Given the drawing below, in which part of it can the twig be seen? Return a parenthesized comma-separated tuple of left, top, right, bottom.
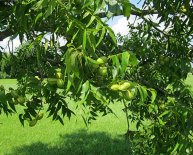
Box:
(123, 99, 130, 134)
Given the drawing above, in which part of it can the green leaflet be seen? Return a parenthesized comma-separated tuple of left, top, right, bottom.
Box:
(87, 31, 96, 50)
(79, 81, 90, 105)
(31, 0, 49, 10)
(90, 84, 107, 104)
(96, 27, 106, 47)
(65, 74, 73, 93)
(35, 12, 43, 24)
(138, 85, 148, 103)
(120, 51, 130, 77)
(86, 16, 96, 27)
(122, 0, 131, 18)
(129, 52, 138, 67)
(149, 88, 157, 103)
(111, 55, 120, 79)
(44, 0, 57, 19)
(105, 26, 117, 45)
(65, 48, 80, 78)
(83, 29, 87, 50)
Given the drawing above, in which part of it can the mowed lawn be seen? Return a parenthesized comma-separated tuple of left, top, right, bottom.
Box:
(0, 75, 193, 155)
(186, 73, 193, 88)
(0, 79, 131, 155)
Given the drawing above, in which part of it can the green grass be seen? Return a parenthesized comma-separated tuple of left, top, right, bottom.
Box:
(0, 75, 193, 155)
(0, 79, 132, 155)
(0, 109, 131, 155)
(185, 73, 193, 88)
(0, 79, 17, 89)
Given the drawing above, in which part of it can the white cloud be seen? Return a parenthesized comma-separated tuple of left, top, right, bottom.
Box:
(0, 36, 21, 52)
(110, 13, 174, 36)
(111, 16, 129, 35)
(111, 15, 143, 36)
(58, 37, 67, 46)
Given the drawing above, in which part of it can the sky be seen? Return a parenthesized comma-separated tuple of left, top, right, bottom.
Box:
(108, 0, 143, 34)
(0, 0, 143, 51)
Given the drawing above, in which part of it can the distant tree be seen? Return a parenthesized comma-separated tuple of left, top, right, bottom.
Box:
(0, 52, 12, 78)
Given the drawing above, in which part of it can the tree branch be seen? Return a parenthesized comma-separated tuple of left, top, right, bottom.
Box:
(0, 30, 13, 41)
(0, 7, 158, 42)
(98, 9, 158, 18)
(141, 17, 171, 37)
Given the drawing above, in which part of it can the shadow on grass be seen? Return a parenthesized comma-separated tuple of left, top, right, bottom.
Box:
(6, 130, 132, 155)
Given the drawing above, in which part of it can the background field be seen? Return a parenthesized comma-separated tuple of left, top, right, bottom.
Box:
(0, 75, 192, 155)
(186, 73, 193, 87)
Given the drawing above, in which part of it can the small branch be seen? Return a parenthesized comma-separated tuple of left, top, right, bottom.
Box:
(98, 9, 158, 18)
(142, 16, 172, 37)
(138, 76, 166, 95)
(123, 99, 130, 133)
(0, 7, 159, 41)
(0, 30, 13, 41)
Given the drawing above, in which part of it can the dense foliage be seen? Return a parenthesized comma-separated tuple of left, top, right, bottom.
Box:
(0, 0, 193, 154)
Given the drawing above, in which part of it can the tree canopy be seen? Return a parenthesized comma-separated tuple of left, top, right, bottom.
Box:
(0, 0, 193, 154)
